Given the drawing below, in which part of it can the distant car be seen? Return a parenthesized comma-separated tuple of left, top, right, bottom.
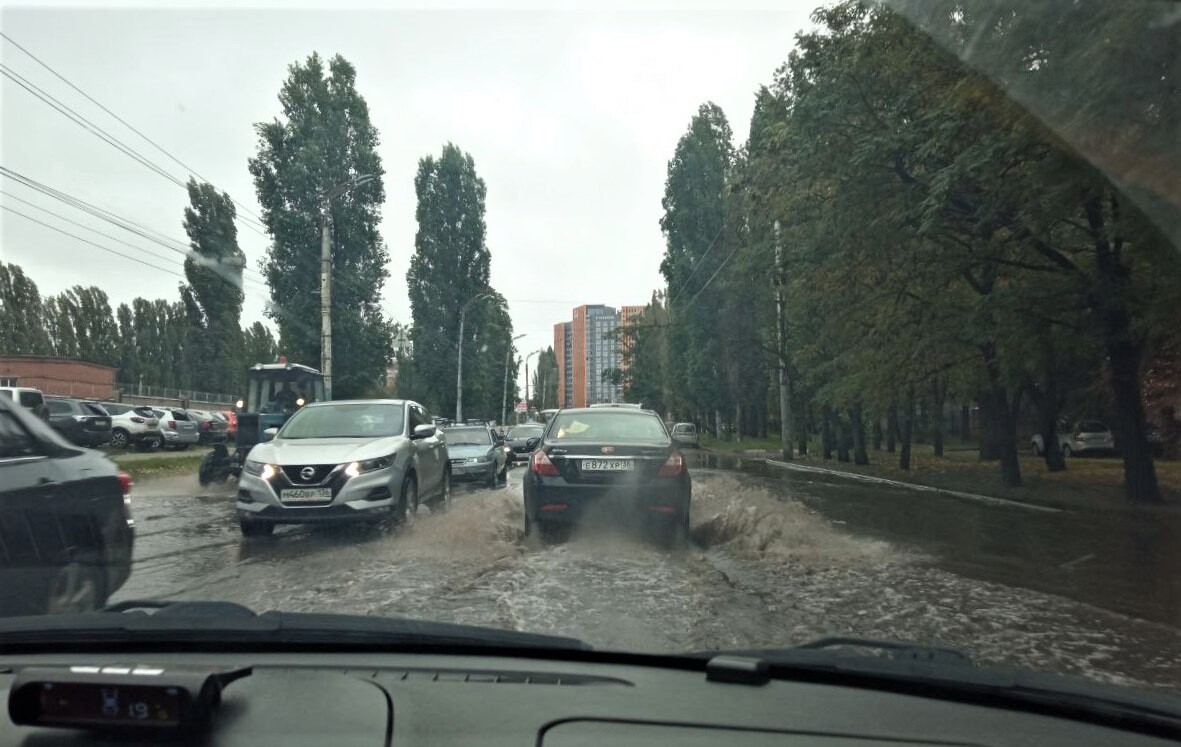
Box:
(150, 407, 200, 450)
(44, 396, 112, 447)
(670, 422, 700, 448)
(443, 424, 509, 487)
(236, 399, 450, 537)
(523, 407, 691, 545)
(187, 409, 228, 444)
(99, 401, 163, 451)
(505, 423, 545, 462)
(1031, 420, 1115, 457)
(0, 395, 135, 616)
(0, 386, 48, 420)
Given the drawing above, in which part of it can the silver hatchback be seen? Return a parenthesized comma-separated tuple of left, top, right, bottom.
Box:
(151, 408, 200, 450)
(235, 399, 450, 536)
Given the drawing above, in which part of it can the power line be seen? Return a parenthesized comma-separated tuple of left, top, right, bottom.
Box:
(0, 32, 268, 233)
(0, 166, 268, 284)
(668, 225, 726, 308)
(0, 189, 269, 293)
(682, 238, 743, 309)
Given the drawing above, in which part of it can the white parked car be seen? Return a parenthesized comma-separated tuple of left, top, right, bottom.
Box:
(1031, 420, 1115, 457)
(0, 386, 48, 420)
(99, 401, 163, 450)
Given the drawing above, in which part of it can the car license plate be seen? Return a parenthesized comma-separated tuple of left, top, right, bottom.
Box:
(582, 459, 633, 472)
(281, 488, 332, 503)
(92, 419, 109, 428)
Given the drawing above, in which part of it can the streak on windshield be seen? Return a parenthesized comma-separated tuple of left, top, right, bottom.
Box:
(444, 427, 491, 446)
(278, 404, 405, 439)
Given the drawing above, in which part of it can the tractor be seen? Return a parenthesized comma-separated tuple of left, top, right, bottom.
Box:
(198, 361, 326, 486)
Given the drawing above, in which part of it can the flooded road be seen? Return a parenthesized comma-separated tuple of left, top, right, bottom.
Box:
(112, 458, 1181, 693)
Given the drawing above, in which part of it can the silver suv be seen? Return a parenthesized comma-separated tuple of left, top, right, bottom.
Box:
(236, 399, 450, 537)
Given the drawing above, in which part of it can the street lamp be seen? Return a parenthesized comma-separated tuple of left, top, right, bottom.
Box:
(524, 348, 541, 416)
(320, 173, 377, 401)
(502, 333, 526, 426)
(455, 292, 493, 422)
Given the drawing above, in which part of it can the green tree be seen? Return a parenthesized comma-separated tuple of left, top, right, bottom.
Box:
(42, 286, 118, 365)
(0, 263, 51, 355)
(405, 143, 514, 417)
(183, 179, 246, 394)
(242, 321, 278, 367)
(531, 347, 559, 412)
(249, 52, 392, 398)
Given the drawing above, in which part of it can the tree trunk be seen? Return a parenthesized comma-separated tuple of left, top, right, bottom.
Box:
(715, 409, 722, 441)
(821, 405, 834, 460)
(898, 390, 914, 470)
(961, 403, 971, 442)
(872, 413, 883, 451)
(978, 391, 999, 461)
(836, 412, 851, 462)
(980, 345, 1022, 487)
(735, 402, 742, 443)
(796, 396, 809, 455)
(851, 406, 869, 465)
(1027, 368, 1066, 473)
(886, 403, 898, 453)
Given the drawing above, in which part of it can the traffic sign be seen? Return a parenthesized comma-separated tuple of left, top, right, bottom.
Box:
(514, 401, 527, 413)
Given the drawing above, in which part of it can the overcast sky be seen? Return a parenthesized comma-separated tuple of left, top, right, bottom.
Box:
(0, 2, 813, 394)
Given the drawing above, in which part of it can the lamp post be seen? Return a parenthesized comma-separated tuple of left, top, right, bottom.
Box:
(502, 333, 526, 426)
(456, 292, 493, 422)
(524, 349, 541, 417)
(320, 173, 376, 401)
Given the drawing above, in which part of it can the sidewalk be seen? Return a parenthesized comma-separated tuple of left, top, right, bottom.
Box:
(105, 446, 212, 462)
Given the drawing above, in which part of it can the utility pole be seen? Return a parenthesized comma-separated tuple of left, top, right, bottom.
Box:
(774, 219, 793, 461)
(319, 208, 333, 401)
(525, 349, 540, 418)
(319, 174, 375, 401)
(456, 292, 492, 422)
(502, 333, 526, 427)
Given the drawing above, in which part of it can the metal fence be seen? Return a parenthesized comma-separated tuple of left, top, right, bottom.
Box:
(115, 382, 236, 406)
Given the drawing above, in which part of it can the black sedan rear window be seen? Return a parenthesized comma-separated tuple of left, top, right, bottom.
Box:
(549, 412, 668, 442)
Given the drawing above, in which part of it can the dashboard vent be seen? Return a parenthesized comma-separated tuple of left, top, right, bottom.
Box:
(363, 669, 630, 686)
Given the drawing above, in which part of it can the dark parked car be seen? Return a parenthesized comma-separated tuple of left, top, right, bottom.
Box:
(187, 409, 229, 444)
(504, 423, 545, 462)
(522, 407, 690, 545)
(0, 396, 134, 616)
(44, 396, 112, 447)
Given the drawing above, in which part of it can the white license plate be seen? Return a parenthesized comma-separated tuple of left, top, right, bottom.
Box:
(582, 459, 634, 472)
(281, 488, 332, 503)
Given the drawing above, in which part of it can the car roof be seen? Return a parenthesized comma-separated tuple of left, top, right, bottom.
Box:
(555, 407, 658, 416)
(302, 399, 408, 408)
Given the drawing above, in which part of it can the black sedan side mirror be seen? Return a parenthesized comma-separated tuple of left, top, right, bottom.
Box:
(525, 437, 541, 450)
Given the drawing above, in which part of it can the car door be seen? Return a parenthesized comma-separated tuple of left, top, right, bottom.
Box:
(0, 406, 63, 615)
(45, 399, 77, 442)
(414, 404, 443, 494)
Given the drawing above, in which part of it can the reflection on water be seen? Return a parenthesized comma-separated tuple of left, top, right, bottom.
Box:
(687, 452, 1181, 627)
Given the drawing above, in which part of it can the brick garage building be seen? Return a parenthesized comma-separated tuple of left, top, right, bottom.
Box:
(0, 356, 117, 400)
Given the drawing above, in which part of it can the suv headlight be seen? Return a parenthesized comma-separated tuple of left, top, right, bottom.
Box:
(344, 456, 394, 478)
(243, 460, 276, 480)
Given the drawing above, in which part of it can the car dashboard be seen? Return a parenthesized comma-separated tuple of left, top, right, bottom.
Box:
(0, 650, 1174, 746)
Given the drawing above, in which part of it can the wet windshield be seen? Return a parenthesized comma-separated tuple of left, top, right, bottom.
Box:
(444, 427, 491, 446)
(1, 0, 1179, 702)
(279, 404, 404, 439)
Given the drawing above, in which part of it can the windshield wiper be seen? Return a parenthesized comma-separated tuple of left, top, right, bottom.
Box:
(0, 600, 590, 654)
(694, 636, 1181, 739)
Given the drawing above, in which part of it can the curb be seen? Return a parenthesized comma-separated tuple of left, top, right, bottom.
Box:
(764, 458, 1063, 514)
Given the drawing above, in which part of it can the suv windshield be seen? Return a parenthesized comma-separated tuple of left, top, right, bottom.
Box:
(279, 404, 405, 439)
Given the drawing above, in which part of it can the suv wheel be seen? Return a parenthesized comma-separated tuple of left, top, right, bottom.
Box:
(396, 475, 418, 526)
(110, 428, 129, 448)
(435, 470, 452, 513)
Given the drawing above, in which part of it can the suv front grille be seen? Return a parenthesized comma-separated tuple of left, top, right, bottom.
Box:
(281, 464, 336, 484)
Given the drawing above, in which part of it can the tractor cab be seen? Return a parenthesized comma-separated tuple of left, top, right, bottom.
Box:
(199, 362, 325, 486)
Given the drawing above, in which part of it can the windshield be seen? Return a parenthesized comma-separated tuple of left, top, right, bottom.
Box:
(2, 0, 1181, 704)
(444, 427, 491, 446)
(549, 412, 669, 442)
(279, 404, 404, 439)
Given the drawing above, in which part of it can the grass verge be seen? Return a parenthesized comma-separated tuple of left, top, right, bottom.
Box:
(112, 453, 206, 480)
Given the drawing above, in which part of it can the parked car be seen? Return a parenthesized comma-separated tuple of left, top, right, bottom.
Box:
(0, 386, 48, 420)
(236, 399, 450, 536)
(99, 401, 163, 450)
(150, 407, 200, 450)
(505, 423, 545, 462)
(1031, 420, 1115, 457)
(187, 409, 228, 444)
(670, 422, 700, 448)
(0, 395, 134, 616)
(523, 407, 691, 545)
(44, 396, 112, 447)
(444, 423, 509, 487)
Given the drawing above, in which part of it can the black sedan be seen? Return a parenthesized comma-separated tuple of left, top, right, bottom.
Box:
(522, 407, 690, 545)
(44, 396, 112, 447)
(504, 423, 545, 462)
(0, 396, 135, 616)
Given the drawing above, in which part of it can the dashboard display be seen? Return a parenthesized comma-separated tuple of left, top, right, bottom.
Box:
(35, 682, 184, 727)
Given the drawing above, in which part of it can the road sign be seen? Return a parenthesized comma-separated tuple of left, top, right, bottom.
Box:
(514, 401, 527, 413)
